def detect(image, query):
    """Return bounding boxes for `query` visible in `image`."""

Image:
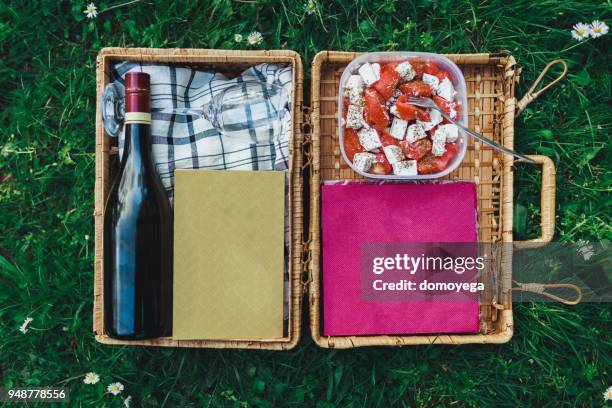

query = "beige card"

[172,170,285,340]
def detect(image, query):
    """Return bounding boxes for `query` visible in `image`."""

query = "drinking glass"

[102,80,288,143]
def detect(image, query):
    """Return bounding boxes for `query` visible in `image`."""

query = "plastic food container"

[338,51,468,180]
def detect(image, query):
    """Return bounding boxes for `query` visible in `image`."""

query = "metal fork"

[407,96,536,164]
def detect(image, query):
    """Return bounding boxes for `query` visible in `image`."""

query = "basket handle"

[514,155,556,247]
[511,280,582,305]
[515,59,568,118]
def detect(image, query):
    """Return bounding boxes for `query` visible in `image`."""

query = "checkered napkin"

[111,61,293,200]
[110,62,293,322]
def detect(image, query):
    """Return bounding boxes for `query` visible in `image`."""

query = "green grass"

[1,0,611,406]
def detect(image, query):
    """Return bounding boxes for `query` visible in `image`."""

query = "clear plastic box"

[338,51,468,180]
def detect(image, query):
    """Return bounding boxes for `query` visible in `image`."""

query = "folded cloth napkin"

[322,181,480,336]
[110,62,293,322]
[111,61,293,200]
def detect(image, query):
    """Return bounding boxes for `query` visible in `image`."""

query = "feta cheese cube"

[346,104,366,129]
[405,123,427,143]
[431,141,446,156]
[347,87,364,106]
[431,131,446,156]
[417,109,443,131]
[389,117,409,140]
[422,73,440,92]
[436,77,455,101]
[346,74,365,92]
[345,75,366,105]
[357,127,382,151]
[435,123,459,142]
[392,160,418,176]
[432,128,446,143]
[358,63,381,86]
[352,152,376,173]
[383,145,405,164]
[395,61,416,81]
[371,63,381,79]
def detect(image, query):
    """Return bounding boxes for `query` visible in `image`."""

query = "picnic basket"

[94,48,305,350]
[307,51,564,347]
[94,48,564,349]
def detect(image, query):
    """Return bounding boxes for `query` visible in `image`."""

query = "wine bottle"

[103,72,172,339]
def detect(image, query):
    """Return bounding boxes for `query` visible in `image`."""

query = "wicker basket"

[94,48,561,349]
[306,51,558,347]
[94,48,305,350]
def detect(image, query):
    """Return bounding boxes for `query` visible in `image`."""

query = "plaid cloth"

[111,61,293,200]
[110,62,293,323]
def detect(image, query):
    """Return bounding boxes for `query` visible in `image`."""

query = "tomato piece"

[342,95,350,119]
[421,62,441,75]
[436,70,451,82]
[418,155,445,174]
[438,101,460,124]
[396,95,431,122]
[416,109,430,122]
[442,142,458,162]
[394,95,423,121]
[396,97,418,120]
[411,61,425,77]
[364,87,390,129]
[370,152,393,175]
[399,80,433,97]
[385,61,400,70]
[432,95,457,118]
[400,138,432,160]
[343,128,364,161]
[379,131,399,147]
[417,143,458,174]
[438,100,460,124]
[374,65,401,100]
[453,101,461,116]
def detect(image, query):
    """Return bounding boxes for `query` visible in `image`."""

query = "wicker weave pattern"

[308,52,521,347]
[94,48,304,350]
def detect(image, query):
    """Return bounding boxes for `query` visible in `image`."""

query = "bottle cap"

[125,72,150,92]
[125,72,150,113]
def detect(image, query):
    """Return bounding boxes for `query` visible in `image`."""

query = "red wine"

[104,72,172,339]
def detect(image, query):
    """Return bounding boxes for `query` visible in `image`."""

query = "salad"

[342,58,462,176]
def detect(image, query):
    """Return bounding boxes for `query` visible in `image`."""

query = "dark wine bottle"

[103,72,172,339]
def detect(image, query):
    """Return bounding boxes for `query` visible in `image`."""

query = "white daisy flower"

[123,395,132,407]
[247,31,263,46]
[604,385,612,401]
[304,0,318,15]
[571,22,590,41]
[83,372,100,385]
[19,317,33,334]
[234,34,243,43]
[107,382,124,395]
[84,3,98,19]
[589,20,609,38]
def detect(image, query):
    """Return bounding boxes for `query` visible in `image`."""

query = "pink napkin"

[322,181,479,336]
